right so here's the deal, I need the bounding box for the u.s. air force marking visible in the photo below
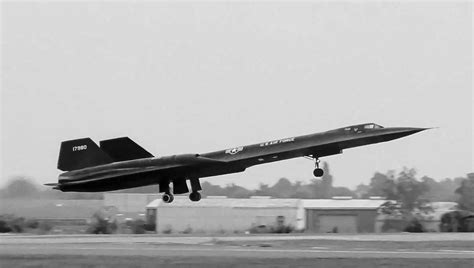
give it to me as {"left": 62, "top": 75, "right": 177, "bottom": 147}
{"left": 260, "top": 137, "right": 295, "bottom": 147}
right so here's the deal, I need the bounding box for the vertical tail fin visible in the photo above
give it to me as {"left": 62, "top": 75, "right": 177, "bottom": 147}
{"left": 100, "top": 137, "right": 154, "bottom": 162}
{"left": 57, "top": 138, "right": 113, "bottom": 171}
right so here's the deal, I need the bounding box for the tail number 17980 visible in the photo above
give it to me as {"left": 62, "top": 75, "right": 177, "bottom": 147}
{"left": 72, "top": 145, "right": 88, "bottom": 151}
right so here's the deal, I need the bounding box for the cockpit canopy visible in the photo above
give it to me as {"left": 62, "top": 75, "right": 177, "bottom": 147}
{"left": 342, "top": 123, "right": 384, "bottom": 133}
{"left": 362, "top": 123, "right": 383, "bottom": 129}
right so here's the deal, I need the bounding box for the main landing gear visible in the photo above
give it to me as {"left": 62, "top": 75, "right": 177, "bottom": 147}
{"left": 188, "top": 178, "right": 202, "bottom": 202}
{"left": 162, "top": 192, "right": 174, "bottom": 203}
{"left": 159, "top": 178, "right": 202, "bottom": 203}
{"left": 189, "top": 191, "right": 201, "bottom": 202}
{"left": 159, "top": 180, "right": 174, "bottom": 203}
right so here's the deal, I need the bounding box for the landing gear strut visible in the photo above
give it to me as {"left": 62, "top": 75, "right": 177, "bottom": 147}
{"left": 159, "top": 180, "right": 174, "bottom": 203}
{"left": 159, "top": 178, "right": 203, "bottom": 203}
{"left": 312, "top": 158, "right": 324, "bottom": 177}
{"left": 189, "top": 178, "right": 202, "bottom": 202}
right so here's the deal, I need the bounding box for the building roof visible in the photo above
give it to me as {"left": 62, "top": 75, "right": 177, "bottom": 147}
{"left": 146, "top": 197, "right": 392, "bottom": 210}
{"left": 302, "top": 199, "right": 388, "bottom": 210}
{"left": 146, "top": 196, "right": 301, "bottom": 208}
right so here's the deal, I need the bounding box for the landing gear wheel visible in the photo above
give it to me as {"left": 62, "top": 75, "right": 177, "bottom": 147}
{"left": 313, "top": 168, "right": 324, "bottom": 177}
{"left": 162, "top": 193, "right": 174, "bottom": 203}
{"left": 312, "top": 157, "right": 323, "bottom": 177}
{"left": 189, "top": 191, "right": 201, "bottom": 202}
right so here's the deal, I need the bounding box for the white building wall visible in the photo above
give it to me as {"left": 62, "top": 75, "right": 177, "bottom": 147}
{"left": 296, "top": 204, "right": 305, "bottom": 230}
{"left": 155, "top": 206, "right": 300, "bottom": 233}
{"left": 157, "top": 207, "right": 234, "bottom": 233}
{"left": 104, "top": 193, "right": 159, "bottom": 213}
{"left": 232, "top": 207, "right": 298, "bottom": 229}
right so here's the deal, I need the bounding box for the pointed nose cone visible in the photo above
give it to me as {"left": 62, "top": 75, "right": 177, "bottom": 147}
{"left": 402, "top": 127, "right": 431, "bottom": 134}
{"left": 391, "top": 127, "right": 432, "bottom": 138}
{"left": 373, "top": 127, "right": 431, "bottom": 143}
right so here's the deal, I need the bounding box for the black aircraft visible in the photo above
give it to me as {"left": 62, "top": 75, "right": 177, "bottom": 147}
{"left": 46, "top": 123, "right": 428, "bottom": 203}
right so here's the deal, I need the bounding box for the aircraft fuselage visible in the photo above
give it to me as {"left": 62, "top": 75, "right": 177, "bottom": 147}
{"left": 54, "top": 124, "right": 427, "bottom": 192}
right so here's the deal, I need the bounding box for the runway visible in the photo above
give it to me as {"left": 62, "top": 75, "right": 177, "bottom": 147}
{"left": 1, "top": 233, "right": 473, "bottom": 267}
{"left": 2, "top": 242, "right": 473, "bottom": 258}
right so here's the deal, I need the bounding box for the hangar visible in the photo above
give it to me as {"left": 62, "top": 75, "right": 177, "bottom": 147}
{"left": 302, "top": 197, "right": 388, "bottom": 233}
{"left": 144, "top": 196, "right": 389, "bottom": 234}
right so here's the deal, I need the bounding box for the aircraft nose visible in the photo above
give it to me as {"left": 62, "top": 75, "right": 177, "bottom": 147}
{"left": 404, "top": 127, "right": 429, "bottom": 132}
{"left": 370, "top": 127, "right": 431, "bottom": 143}
{"left": 395, "top": 127, "right": 432, "bottom": 136}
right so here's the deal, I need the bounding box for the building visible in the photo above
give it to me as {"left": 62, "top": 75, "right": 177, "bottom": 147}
{"left": 145, "top": 196, "right": 390, "bottom": 234}
{"left": 104, "top": 193, "right": 159, "bottom": 213}
{"left": 146, "top": 196, "right": 303, "bottom": 233}
{"left": 303, "top": 197, "right": 388, "bottom": 233}
{"left": 103, "top": 193, "right": 160, "bottom": 222}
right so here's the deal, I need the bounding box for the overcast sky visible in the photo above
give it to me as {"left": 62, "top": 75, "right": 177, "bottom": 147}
{"left": 1, "top": 2, "right": 472, "bottom": 190}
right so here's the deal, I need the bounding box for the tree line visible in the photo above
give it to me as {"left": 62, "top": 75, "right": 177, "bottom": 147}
{"left": 1, "top": 163, "right": 473, "bottom": 212}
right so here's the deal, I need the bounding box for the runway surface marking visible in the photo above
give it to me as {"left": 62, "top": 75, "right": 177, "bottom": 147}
{"left": 35, "top": 246, "right": 474, "bottom": 255}
{"left": 2, "top": 233, "right": 474, "bottom": 243}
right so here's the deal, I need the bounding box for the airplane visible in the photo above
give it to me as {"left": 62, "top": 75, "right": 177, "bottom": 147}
{"left": 45, "top": 123, "right": 428, "bottom": 203}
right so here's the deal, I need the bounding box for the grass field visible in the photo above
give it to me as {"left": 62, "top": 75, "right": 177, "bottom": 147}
{"left": 2, "top": 255, "right": 473, "bottom": 268}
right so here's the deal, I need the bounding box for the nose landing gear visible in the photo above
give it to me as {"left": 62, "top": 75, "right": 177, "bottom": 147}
{"left": 313, "top": 167, "right": 324, "bottom": 177}
{"left": 311, "top": 157, "right": 324, "bottom": 177}
{"left": 313, "top": 158, "right": 324, "bottom": 177}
